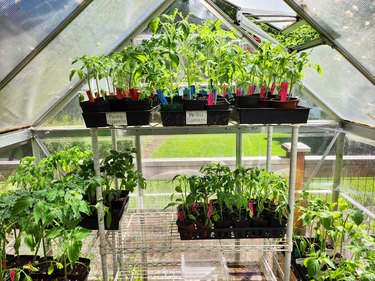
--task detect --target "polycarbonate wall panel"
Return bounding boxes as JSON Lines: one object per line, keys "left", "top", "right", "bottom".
{"left": 303, "top": 45, "right": 375, "bottom": 126}
{"left": 294, "top": 0, "right": 375, "bottom": 77}
{"left": 0, "top": 0, "right": 80, "bottom": 81}
{"left": 0, "top": 0, "right": 165, "bottom": 133}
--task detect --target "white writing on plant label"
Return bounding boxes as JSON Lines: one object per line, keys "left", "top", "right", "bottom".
{"left": 186, "top": 111, "right": 207, "bottom": 125}
{"left": 106, "top": 112, "right": 127, "bottom": 126}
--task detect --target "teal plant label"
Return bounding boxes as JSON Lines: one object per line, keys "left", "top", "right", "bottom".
{"left": 186, "top": 111, "right": 207, "bottom": 125}
{"left": 106, "top": 112, "right": 127, "bottom": 126}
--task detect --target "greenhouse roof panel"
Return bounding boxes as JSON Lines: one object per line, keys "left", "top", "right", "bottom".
{"left": 0, "top": 0, "right": 167, "bottom": 133}
{"left": 0, "top": 0, "right": 82, "bottom": 82}
{"left": 290, "top": 0, "right": 375, "bottom": 80}
{"left": 304, "top": 45, "right": 375, "bottom": 127}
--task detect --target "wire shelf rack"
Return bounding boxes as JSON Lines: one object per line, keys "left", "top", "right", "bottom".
{"left": 104, "top": 211, "right": 288, "bottom": 255}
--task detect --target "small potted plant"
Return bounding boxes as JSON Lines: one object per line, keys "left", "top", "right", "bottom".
{"left": 79, "top": 148, "right": 146, "bottom": 230}
{"left": 164, "top": 175, "right": 196, "bottom": 240}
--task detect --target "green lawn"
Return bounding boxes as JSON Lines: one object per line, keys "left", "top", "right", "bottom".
{"left": 150, "top": 133, "right": 290, "bottom": 158}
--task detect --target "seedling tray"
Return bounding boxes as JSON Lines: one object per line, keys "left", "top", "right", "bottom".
{"left": 178, "top": 226, "right": 286, "bottom": 240}
{"left": 234, "top": 106, "right": 310, "bottom": 124}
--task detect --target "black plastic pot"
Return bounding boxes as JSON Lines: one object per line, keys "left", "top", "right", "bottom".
{"left": 206, "top": 103, "right": 230, "bottom": 110}
{"left": 107, "top": 97, "right": 127, "bottom": 111}
{"left": 160, "top": 110, "right": 185, "bottom": 126}
{"left": 126, "top": 110, "right": 152, "bottom": 126}
{"left": 81, "top": 113, "right": 108, "bottom": 128}
{"left": 80, "top": 98, "right": 110, "bottom": 113}
{"left": 234, "top": 95, "right": 260, "bottom": 108}
{"left": 177, "top": 219, "right": 195, "bottom": 240}
{"left": 47, "top": 257, "right": 91, "bottom": 281}
{"left": 183, "top": 99, "right": 207, "bottom": 110}
{"left": 207, "top": 110, "right": 231, "bottom": 125}
{"left": 125, "top": 99, "right": 151, "bottom": 111}
{"left": 79, "top": 191, "right": 129, "bottom": 230}
{"left": 213, "top": 219, "right": 232, "bottom": 239}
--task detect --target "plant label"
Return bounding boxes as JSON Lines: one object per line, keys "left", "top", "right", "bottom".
{"left": 208, "top": 92, "right": 214, "bottom": 105}
{"left": 280, "top": 82, "right": 288, "bottom": 101}
{"left": 186, "top": 111, "right": 207, "bottom": 125}
{"left": 222, "top": 84, "right": 227, "bottom": 97}
{"left": 156, "top": 89, "right": 168, "bottom": 104}
{"left": 236, "top": 88, "right": 242, "bottom": 96}
{"left": 106, "top": 112, "right": 127, "bottom": 126}
{"left": 249, "top": 85, "right": 255, "bottom": 95}
{"left": 260, "top": 86, "right": 266, "bottom": 99}
{"left": 227, "top": 89, "right": 232, "bottom": 99}
{"left": 270, "top": 83, "right": 276, "bottom": 94}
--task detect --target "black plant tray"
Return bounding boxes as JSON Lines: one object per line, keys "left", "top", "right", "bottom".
{"left": 47, "top": 258, "right": 90, "bottom": 281}
{"left": 234, "top": 106, "right": 310, "bottom": 124}
{"left": 82, "top": 110, "right": 151, "bottom": 128}
{"left": 178, "top": 226, "right": 286, "bottom": 240}
{"left": 161, "top": 110, "right": 231, "bottom": 126}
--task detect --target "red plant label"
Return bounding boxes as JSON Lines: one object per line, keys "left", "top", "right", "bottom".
{"left": 86, "top": 90, "right": 94, "bottom": 103}
{"left": 222, "top": 84, "right": 227, "bottom": 97}
{"left": 260, "top": 86, "right": 266, "bottom": 99}
{"left": 236, "top": 88, "right": 242, "bottom": 96}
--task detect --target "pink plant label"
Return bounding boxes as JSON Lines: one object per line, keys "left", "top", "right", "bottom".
{"left": 260, "top": 86, "right": 266, "bottom": 99}
{"left": 236, "top": 88, "right": 242, "bottom": 96}
{"left": 207, "top": 206, "right": 213, "bottom": 219}
{"left": 270, "top": 83, "right": 276, "bottom": 94}
{"left": 249, "top": 85, "right": 255, "bottom": 95}
{"left": 208, "top": 92, "right": 214, "bottom": 105}
{"left": 222, "top": 84, "right": 227, "bottom": 97}
{"left": 177, "top": 210, "right": 185, "bottom": 222}
{"left": 280, "top": 82, "right": 289, "bottom": 101}
{"left": 248, "top": 201, "right": 254, "bottom": 217}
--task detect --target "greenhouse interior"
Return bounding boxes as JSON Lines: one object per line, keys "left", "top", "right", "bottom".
{"left": 0, "top": 0, "right": 374, "bottom": 280}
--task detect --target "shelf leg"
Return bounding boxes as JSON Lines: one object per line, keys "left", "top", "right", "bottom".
{"left": 332, "top": 132, "right": 345, "bottom": 207}
{"left": 90, "top": 128, "right": 109, "bottom": 281}
{"left": 235, "top": 131, "right": 242, "bottom": 262}
{"left": 283, "top": 125, "right": 299, "bottom": 281}
{"left": 266, "top": 126, "right": 273, "bottom": 171}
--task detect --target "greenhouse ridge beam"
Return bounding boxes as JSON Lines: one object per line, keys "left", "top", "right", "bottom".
{"left": 33, "top": 0, "right": 175, "bottom": 128}
{"left": 0, "top": 0, "right": 94, "bottom": 91}
{"left": 283, "top": 0, "right": 375, "bottom": 86}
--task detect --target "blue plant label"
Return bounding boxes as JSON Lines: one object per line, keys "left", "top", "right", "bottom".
{"left": 190, "top": 85, "right": 196, "bottom": 99}
{"left": 227, "top": 89, "right": 232, "bottom": 99}
{"left": 157, "top": 89, "right": 168, "bottom": 104}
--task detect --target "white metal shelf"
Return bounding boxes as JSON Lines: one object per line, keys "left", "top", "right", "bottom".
{"left": 105, "top": 211, "right": 287, "bottom": 255}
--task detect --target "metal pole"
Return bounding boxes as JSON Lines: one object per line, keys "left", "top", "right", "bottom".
{"left": 266, "top": 126, "right": 273, "bottom": 171}
{"left": 110, "top": 129, "right": 121, "bottom": 277}
{"left": 235, "top": 131, "right": 242, "bottom": 262}
{"left": 135, "top": 135, "right": 145, "bottom": 211}
{"left": 283, "top": 125, "right": 299, "bottom": 281}
{"left": 135, "top": 135, "right": 147, "bottom": 280}
{"left": 90, "top": 129, "right": 109, "bottom": 281}
{"left": 332, "top": 132, "right": 345, "bottom": 206}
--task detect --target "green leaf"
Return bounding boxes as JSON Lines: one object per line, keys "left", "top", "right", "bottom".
{"left": 148, "top": 17, "right": 160, "bottom": 34}
{"left": 13, "top": 196, "right": 33, "bottom": 214}
{"left": 72, "top": 227, "right": 91, "bottom": 240}
{"left": 351, "top": 209, "right": 364, "bottom": 226}
{"left": 45, "top": 228, "right": 62, "bottom": 239}
{"left": 25, "top": 275, "right": 32, "bottom": 281}
{"left": 48, "top": 263, "right": 55, "bottom": 275}
{"left": 304, "top": 257, "right": 320, "bottom": 278}
{"left": 67, "top": 241, "right": 81, "bottom": 265}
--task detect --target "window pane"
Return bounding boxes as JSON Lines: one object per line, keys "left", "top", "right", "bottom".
{"left": 0, "top": 0, "right": 80, "bottom": 81}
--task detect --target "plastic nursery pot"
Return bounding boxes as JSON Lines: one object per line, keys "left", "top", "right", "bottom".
{"left": 195, "top": 218, "right": 212, "bottom": 239}
{"left": 177, "top": 219, "right": 195, "bottom": 240}
{"left": 271, "top": 97, "right": 299, "bottom": 109}
{"left": 124, "top": 99, "right": 151, "bottom": 111}
{"left": 80, "top": 97, "right": 110, "bottom": 113}
{"left": 234, "top": 95, "right": 260, "bottom": 108}
{"left": 183, "top": 99, "right": 207, "bottom": 110}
